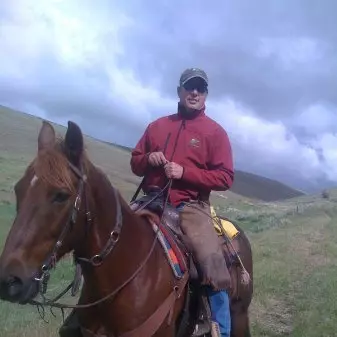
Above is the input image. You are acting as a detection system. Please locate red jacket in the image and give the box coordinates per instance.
[130,105,234,206]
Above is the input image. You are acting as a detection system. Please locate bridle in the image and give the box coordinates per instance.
[33,161,93,295]
[29,160,169,310]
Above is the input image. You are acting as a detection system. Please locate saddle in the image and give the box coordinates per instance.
[130,186,192,263]
[131,186,179,228]
[130,186,240,282]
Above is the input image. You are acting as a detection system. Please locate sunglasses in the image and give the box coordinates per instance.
[183,79,208,94]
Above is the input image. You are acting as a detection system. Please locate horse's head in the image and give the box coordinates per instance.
[0,120,90,304]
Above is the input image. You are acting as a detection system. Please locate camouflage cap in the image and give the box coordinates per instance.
[179,68,208,86]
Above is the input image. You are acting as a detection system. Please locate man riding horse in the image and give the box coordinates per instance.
[130,68,234,337]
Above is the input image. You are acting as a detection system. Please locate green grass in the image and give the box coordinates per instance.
[0,203,15,248]
[249,206,336,336]
[1,105,337,336]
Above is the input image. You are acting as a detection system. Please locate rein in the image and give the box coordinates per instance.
[29,161,172,310]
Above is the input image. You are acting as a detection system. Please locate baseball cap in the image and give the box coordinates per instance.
[179,68,208,86]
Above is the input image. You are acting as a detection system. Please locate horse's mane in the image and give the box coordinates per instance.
[33,137,90,193]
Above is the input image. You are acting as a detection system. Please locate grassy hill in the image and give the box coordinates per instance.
[231,171,305,201]
[1,105,337,337]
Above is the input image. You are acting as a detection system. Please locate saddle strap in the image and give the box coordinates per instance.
[119,272,189,337]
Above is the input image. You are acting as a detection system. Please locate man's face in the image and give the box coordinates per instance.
[178,77,208,111]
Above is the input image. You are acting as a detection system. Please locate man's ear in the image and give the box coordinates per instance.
[177,85,182,97]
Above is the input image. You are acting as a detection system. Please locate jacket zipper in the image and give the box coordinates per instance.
[169,119,185,162]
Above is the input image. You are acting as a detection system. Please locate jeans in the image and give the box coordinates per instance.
[207,287,231,336]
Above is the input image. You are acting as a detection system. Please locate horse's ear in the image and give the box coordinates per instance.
[64,121,83,167]
[38,121,56,152]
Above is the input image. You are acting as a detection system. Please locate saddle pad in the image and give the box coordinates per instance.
[210,206,239,240]
[151,223,187,279]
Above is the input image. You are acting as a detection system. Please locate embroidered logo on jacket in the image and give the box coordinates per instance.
[189,138,200,148]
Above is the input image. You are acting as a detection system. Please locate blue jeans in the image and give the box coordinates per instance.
[207,288,231,337]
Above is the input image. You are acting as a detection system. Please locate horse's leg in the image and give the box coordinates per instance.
[230,305,251,337]
[59,309,82,337]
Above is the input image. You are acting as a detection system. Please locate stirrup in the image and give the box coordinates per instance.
[192,321,211,336]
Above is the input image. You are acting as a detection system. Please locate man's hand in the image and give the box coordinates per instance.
[148,151,168,167]
[164,162,183,179]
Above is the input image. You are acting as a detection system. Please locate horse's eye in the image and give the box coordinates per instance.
[53,191,70,204]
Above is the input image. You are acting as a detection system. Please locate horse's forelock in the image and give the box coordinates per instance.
[33,139,78,192]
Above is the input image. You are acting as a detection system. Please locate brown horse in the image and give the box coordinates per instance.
[0,120,253,337]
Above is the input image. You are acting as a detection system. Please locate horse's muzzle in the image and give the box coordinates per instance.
[0,274,39,304]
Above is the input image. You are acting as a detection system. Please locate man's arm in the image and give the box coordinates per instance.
[130,125,151,177]
[181,127,234,191]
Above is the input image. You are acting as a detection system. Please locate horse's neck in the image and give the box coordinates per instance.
[83,169,126,258]
[79,168,153,294]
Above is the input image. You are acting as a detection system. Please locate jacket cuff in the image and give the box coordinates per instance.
[181,166,195,183]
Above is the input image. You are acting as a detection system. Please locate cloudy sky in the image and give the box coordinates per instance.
[0,0,336,192]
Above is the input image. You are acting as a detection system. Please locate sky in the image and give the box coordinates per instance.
[0,0,336,193]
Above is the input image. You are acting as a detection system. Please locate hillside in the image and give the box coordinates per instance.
[230,170,305,201]
[0,105,303,202]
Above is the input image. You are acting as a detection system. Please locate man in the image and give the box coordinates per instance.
[130,68,234,337]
